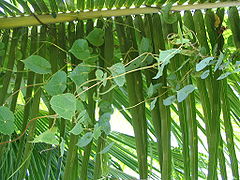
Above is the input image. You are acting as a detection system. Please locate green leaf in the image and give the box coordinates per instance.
[0,106,15,135]
[214,52,224,72]
[60,138,65,157]
[127,38,153,71]
[102,72,108,87]
[177,85,196,102]
[76,87,87,102]
[84,54,99,65]
[76,132,93,147]
[93,123,102,140]
[86,28,104,46]
[217,72,232,80]
[99,113,111,135]
[147,83,154,97]
[139,37,153,53]
[139,38,153,66]
[50,93,77,120]
[153,49,181,79]
[159,49,180,64]
[196,57,214,72]
[99,142,115,154]
[22,55,51,74]
[99,100,113,114]
[32,128,58,145]
[162,3,177,24]
[69,63,90,86]
[147,83,162,97]
[163,95,176,106]
[109,63,126,87]
[150,98,157,110]
[200,70,210,79]
[69,39,91,60]
[76,100,85,112]
[43,71,67,96]
[95,69,104,80]
[70,121,84,135]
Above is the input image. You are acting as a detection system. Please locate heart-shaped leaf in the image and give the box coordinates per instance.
[86,28,104,46]
[44,71,67,96]
[50,93,77,120]
[69,63,91,86]
[69,39,90,60]
[22,55,51,74]
[70,121,84,135]
[95,69,104,80]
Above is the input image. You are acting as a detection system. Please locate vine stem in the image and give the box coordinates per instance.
[1,1,240,29]
[0,114,57,145]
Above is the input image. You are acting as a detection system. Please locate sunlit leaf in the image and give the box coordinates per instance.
[200,70,210,79]
[43,71,67,96]
[153,49,181,79]
[150,98,157,110]
[217,72,232,80]
[177,85,196,102]
[50,93,77,120]
[163,95,176,106]
[70,121,84,135]
[60,138,65,157]
[214,52,224,72]
[95,69,104,80]
[32,128,58,145]
[196,57,214,72]
[76,132,93,147]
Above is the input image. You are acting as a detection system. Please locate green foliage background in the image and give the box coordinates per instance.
[0,0,240,179]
